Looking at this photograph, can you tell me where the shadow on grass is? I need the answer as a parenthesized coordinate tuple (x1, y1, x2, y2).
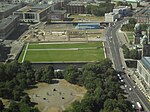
(51, 79, 59, 84)
(30, 102, 38, 107)
(26, 85, 38, 90)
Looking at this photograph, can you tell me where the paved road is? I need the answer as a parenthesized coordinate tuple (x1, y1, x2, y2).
(105, 19, 150, 112)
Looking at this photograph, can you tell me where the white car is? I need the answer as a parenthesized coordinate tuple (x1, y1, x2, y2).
(119, 77, 122, 80)
(117, 74, 120, 77)
(129, 88, 132, 91)
(121, 80, 124, 82)
(133, 86, 136, 88)
(124, 84, 127, 87)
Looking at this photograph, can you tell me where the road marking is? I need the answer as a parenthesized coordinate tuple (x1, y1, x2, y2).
(21, 43, 29, 63)
(27, 47, 99, 51)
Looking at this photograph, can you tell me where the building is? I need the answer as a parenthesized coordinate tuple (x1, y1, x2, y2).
(105, 12, 118, 22)
(75, 23, 100, 30)
(0, 3, 21, 20)
(0, 15, 19, 40)
(134, 5, 150, 23)
(13, 4, 52, 23)
(147, 26, 150, 43)
(113, 0, 141, 3)
(137, 57, 150, 90)
(66, 1, 85, 14)
(47, 10, 67, 21)
(113, 6, 131, 17)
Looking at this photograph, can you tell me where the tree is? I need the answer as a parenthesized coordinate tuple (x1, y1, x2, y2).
(63, 65, 81, 84)
(103, 99, 118, 112)
(21, 95, 31, 105)
(0, 99, 4, 111)
(129, 18, 137, 25)
(9, 101, 19, 112)
(129, 49, 138, 59)
(19, 102, 32, 112)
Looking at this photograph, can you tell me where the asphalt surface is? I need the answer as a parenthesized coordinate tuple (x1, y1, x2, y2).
(105, 19, 150, 112)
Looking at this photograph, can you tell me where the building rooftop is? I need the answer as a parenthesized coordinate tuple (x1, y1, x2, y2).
(0, 15, 19, 30)
(16, 4, 50, 13)
(105, 12, 118, 15)
(141, 57, 150, 72)
(51, 10, 66, 14)
(32, 4, 50, 9)
(68, 1, 85, 6)
(0, 3, 18, 12)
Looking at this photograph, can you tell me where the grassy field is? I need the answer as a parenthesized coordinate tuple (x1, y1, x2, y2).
(126, 32, 134, 42)
(18, 42, 105, 62)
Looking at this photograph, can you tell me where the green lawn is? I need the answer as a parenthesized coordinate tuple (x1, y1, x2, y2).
(18, 42, 105, 62)
(126, 32, 134, 42)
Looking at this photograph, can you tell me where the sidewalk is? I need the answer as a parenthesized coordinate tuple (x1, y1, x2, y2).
(117, 29, 150, 99)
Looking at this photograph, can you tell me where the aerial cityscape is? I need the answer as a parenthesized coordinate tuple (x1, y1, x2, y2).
(0, 0, 150, 112)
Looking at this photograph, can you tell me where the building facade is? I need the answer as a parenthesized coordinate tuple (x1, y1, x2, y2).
(105, 12, 118, 22)
(13, 4, 51, 23)
(0, 3, 21, 20)
(66, 1, 85, 14)
(0, 15, 19, 40)
(113, 6, 131, 17)
(47, 10, 67, 21)
(137, 57, 150, 89)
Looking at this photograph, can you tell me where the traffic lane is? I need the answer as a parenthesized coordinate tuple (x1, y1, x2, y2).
(107, 29, 121, 71)
(112, 28, 123, 71)
(123, 74, 150, 111)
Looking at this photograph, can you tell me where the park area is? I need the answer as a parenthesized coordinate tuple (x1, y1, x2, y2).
(25, 79, 86, 112)
(18, 42, 105, 63)
(126, 32, 134, 43)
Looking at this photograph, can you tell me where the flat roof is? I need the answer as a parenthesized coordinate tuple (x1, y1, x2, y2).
(68, 1, 85, 6)
(16, 4, 50, 13)
(0, 3, 18, 12)
(0, 15, 19, 30)
(77, 23, 100, 25)
(32, 4, 50, 9)
(141, 57, 150, 72)
(51, 10, 66, 14)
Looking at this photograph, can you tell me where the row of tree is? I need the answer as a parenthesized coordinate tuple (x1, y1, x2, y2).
(63, 59, 133, 112)
(121, 18, 137, 31)
(86, 3, 114, 16)
(122, 44, 138, 59)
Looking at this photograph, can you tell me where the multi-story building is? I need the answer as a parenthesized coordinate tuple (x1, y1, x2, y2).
(134, 5, 150, 24)
(47, 10, 67, 21)
(0, 15, 19, 40)
(0, 3, 21, 20)
(105, 12, 118, 22)
(66, 1, 85, 14)
(137, 57, 150, 90)
(13, 4, 52, 23)
(113, 6, 131, 17)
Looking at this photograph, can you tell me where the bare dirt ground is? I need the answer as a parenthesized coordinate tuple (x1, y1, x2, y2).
(26, 79, 86, 112)
(22, 24, 105, 42)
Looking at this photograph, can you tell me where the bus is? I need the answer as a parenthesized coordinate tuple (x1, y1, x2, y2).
(136, 102, 143, 111)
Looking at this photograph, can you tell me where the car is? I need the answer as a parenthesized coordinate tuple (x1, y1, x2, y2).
(124, 84, 127, 87)
(129, 88, 132, 91)
(122, 66, 125, 69)
(132, 104, 135, 109)
(117, 74, 120, 77)
(119, 76, 122, 80)
(121, 80, 124, 82)
(133, 86, 136, 88)
(147, 96, 150, 102)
